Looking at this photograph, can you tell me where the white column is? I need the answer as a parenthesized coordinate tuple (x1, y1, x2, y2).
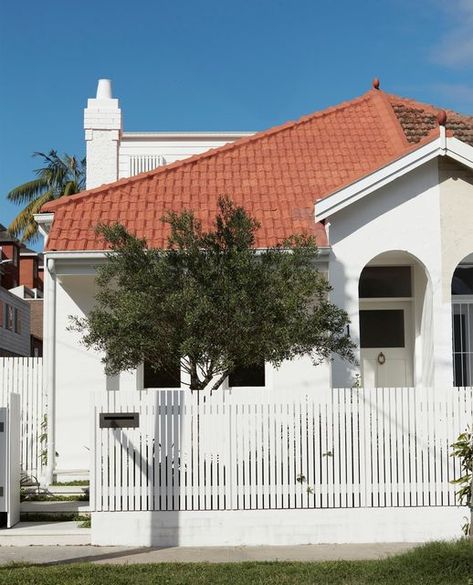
(432, 290, 455, 388)
(329, 250, 361, 388)
(84, 79, 122, 189)
(43, 257, 57, 485)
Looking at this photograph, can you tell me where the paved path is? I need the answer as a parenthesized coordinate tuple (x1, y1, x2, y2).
(0, 522, 91, 546)
(0, 542, 420, 565)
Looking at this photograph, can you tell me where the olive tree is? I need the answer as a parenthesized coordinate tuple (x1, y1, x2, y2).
(72, 196, 354, 390)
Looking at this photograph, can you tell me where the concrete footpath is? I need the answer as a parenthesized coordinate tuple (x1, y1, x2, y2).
(0, 542, 420, 565)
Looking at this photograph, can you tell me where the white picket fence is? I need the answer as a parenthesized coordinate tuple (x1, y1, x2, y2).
(0, 358, 45, 478)
(90, 386, 473, 512)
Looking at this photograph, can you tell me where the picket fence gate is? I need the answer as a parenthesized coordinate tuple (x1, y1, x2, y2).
(91, 386, 473, 513)
(0, 358, 45, 478)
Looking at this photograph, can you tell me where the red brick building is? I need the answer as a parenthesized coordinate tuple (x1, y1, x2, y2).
(0, 224, 43, 356)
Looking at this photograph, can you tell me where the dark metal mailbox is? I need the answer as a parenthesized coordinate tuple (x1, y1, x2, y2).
(99, 412, 139, 429)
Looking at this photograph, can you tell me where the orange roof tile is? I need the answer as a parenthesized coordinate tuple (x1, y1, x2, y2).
(40, 88, 473, 252)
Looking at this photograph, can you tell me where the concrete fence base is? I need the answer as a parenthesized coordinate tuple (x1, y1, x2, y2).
(92, 507, 467, 547)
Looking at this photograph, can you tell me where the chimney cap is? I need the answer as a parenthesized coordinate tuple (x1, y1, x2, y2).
(96, 79, 113, 99)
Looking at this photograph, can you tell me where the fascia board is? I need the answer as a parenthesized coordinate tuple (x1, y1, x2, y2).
(51, 252, 107, 278)
(33, 212, 54, 238)
(45, 251, 107, 260)
(445, 137, 473, 169)
(316, 139, 441, 221)
(33, 212, 55, 244)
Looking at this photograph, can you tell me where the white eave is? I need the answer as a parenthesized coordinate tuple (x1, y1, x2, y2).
(316, 134, 473, 221)
(44, 250, 107, 259)
(33, 212, 55, 242)
(44, 247, 331, 260)
(122, 131, 254, 141)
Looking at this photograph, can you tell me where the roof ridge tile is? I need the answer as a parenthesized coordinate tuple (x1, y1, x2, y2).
(371, 90, 412, 149)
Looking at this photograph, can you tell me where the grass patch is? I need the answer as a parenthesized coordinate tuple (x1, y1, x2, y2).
(77, 515, 91, 528)
(0, 540, 471, 584)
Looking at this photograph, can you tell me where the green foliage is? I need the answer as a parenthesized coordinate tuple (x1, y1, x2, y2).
(19, 512, 90, 523)
(451, 427, 472, 507)
(7, 150, 85, 242)
(72, 196, 354, 390)
(77, 514, 91, 528)
(451, 426, 473, 535)
(39, 414, 48, 466)
(38, 414, 58, 466)
(20, 493, 89, 502)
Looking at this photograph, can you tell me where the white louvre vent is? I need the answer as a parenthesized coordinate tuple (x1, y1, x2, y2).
(129, 155, 166, 176)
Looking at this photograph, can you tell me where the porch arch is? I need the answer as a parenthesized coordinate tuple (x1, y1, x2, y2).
(451, 253, 473, 386)
(358, 251, 432, 388)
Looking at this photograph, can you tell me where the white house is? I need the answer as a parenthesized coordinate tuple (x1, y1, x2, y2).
(35, 79, 473, 484)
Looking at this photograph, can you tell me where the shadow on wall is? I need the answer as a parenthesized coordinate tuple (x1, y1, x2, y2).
(93, 391, 186, 546)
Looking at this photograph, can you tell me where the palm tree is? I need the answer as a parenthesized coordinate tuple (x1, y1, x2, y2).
(7, 150, 86, 242)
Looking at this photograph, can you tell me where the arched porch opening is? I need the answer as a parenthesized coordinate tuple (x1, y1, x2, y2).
(358, 251, 432, 388)
(451, 253, 473, 386)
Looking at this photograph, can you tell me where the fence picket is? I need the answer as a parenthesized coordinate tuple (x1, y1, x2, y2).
(0, 357, 45, 478)
(90, 386, 473, 515)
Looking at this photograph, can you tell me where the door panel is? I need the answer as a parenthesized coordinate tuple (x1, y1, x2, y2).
(360, 302, 413, 387)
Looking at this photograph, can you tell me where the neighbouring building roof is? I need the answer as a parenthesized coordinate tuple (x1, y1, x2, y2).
(40, 84, 473, 252)
(388, 94, 473, 146)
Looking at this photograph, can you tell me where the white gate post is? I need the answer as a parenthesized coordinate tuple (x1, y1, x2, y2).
(0, 393, 20, 528)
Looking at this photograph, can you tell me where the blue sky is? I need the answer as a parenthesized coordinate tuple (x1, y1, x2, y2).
(1, 0, 472, 250)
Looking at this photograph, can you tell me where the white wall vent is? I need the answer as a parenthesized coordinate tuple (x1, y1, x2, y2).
(129, 155, 166, 176)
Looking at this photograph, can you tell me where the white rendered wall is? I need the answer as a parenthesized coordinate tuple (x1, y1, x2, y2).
(439, 158, 473, 295)
(92, 507, 466, 547)
(118, 132, 253, 179)
(54, 275, 103, 476)
(53, 273, 135, 477)
(84, 82, 122, 189)
(85, 129, 120, 188)
(328, 159, 445, 387)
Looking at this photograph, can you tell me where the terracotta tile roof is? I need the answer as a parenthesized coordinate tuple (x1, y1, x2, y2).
(387, 93, 473, 146)
(40, 88, 472, 252)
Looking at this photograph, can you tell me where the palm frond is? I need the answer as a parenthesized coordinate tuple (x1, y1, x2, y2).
(7, 178, 49, 204)
(8, 190, 55, 242)
(62, 181, 79, 196)
(8, 148, 86, 242)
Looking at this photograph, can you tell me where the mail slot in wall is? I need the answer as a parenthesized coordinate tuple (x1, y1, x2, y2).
(99, 413, 139, 429)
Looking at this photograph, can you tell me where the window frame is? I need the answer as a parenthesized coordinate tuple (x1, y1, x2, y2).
(5, 304, 13, 331)
(140, 360, 183, 390)
(14, 308, 21, 334)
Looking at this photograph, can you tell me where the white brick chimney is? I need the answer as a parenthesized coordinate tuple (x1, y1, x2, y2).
(84, 79, 122, 189)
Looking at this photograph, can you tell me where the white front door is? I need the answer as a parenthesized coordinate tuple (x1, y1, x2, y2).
(360, 301, 413, 387)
